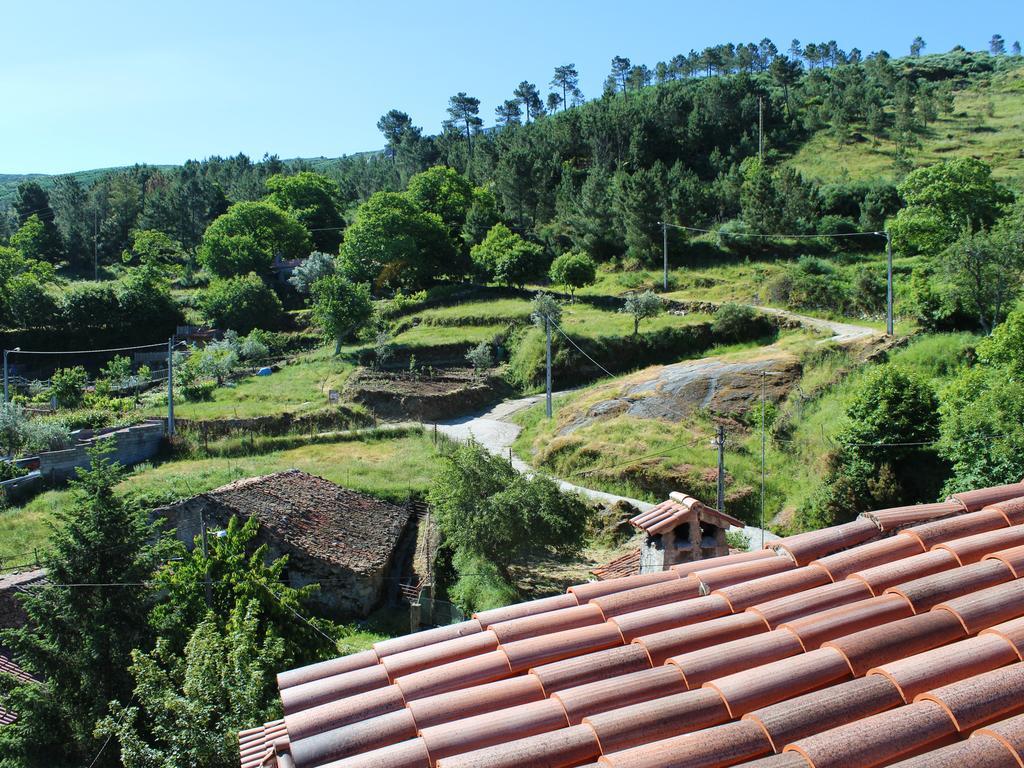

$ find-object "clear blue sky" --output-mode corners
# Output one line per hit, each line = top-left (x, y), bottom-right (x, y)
(1, 0), (1019, 175)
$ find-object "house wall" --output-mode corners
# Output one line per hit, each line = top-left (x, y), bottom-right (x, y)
(153, 497), (390, 618)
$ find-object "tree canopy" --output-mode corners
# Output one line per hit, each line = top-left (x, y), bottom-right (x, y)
(198, 201), (310, 277)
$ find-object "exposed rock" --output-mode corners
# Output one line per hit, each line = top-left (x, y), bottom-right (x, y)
(346, 367), (512, 422)
(560, 352), (801, 434)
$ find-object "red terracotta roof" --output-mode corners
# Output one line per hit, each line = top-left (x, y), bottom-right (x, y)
(630, 494), (744, 534)
(0, 652), (36, 726)
(241, 481), (1024, 768)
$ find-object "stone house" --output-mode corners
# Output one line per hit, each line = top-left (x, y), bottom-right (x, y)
(631, 491), (744, 572)
(154, 470), (413, 617)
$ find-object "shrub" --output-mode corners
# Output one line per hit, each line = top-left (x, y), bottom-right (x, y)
(287, 252), (336, 295)
(50, 366), (88, 408)
(310, 275), (374, 354)
(199, 273), (284, 334)
(712, 303), (773, 342)
(465, 341), (494, 373)
(471, 224), (547, 288)
(22, 417), (72, 454)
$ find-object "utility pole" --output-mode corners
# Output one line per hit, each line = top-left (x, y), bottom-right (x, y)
(545, 315), (553, 418)
(3, 347), (18, 404)
(661, 221), (668, 291)
(93, 211), (99, 281)
(884, 230), (894, 336)
(760, 371), (767, 549)
(758, 96), (764, 161)
(714, 425), (726, 514)
(167, 337), (175, 436)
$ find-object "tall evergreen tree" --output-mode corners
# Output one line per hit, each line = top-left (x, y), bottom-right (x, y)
(0, 444), (168, 768)
(512, 81), (545, 122)
(550, 64), (582, 110)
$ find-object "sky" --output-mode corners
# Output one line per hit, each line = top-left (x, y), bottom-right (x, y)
(0, 0), (1020, 175)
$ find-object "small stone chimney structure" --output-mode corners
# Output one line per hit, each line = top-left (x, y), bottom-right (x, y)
(632, 491), (744, 573)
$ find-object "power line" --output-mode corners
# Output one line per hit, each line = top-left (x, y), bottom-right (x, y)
(258, 580), (337, 645)
(661, 221), (885, 240)
(5, 341), (171, 356)
(546, 318), (616, 379)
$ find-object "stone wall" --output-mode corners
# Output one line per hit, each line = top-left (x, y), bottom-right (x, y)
(25, 421), (165, 484)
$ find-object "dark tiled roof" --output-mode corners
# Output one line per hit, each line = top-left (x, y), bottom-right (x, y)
(241, 486), (1024, 768)
(0, 652), (36, 726)
(194, 470), (410, 573)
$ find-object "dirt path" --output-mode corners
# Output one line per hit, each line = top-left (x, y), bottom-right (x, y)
(434, 306), (877, 547)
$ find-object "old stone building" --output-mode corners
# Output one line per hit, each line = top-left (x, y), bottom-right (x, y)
(632, 492), (745, 572)
(154, 470), (413, 617)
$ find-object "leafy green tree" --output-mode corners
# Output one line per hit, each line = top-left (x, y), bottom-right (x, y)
(470, 224), (546, 288)
(810, 366), (940, 527)
(531, 291), (563, 328)
(114, 267), (184, 338)
(98, 603), (286, 768)
(11, 214), (63, 264)
(0, 443), (167, 768)
(939, 225), (1024, 333)
(428, 440), (591, 575)
(339, 192), (454, 290)
(198, 201), (310, 277)
(405, 166), (474, 239)
(265, 172), (345, 252)
(889, 158), (1013, 256)
(311, 275), (374, 353)
(4, 274), (58, 329)
(623, 290), (663, 335)
(199, 273), (285, 334)
(549, 251), (596, 299)
(122, 230), (183, 268)
(376, 110), (422, 161)
(100, 355), (133, 391)
(287, 251), (336, 294)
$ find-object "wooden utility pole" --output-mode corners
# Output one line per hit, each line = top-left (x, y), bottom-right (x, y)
(545, 316), (553, 418)
(714, 425), (726, 514)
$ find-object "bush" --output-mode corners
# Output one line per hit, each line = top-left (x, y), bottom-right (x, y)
(22, 417), (72, 454)
(199, 273), (285, 334)
(766, 257), (848, 312)
(471, 224), (547, 288)
(712, 303), (773, 342)
(50, 366), (88, 408)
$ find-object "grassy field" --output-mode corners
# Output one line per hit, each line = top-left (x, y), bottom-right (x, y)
(143, 345), (354, 420)
(789, 67), (1024, 186)
(0, 429), (440, 568)
(512, 332), (978, 531)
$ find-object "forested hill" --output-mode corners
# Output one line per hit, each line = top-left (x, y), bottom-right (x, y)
(2, 44), (1023, 270)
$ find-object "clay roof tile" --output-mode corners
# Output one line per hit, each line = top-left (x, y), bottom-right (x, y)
(667, 630), (804, 690)
(915, 662), (1024, 732)
(884, 559), (1013, 613)
(589, 578), (703, 618)
(778, 595), (914, 651)
(598, 720), (772, 768)
(530, 644), (652, 695)
(864, 501), (965, 532)
(373, 619), (483, 659)
(318, 737), (431, 768)
(283, 684), (405, 742)
(951, 482), (1024, 513)
(705, 647), (852, 717)
(984, 496), (1024, 526)
(711, 566), (832, 612)
(784, 699), (958, 768)
(869, 634), (1020, 703)
(746, 579), (873, 628)
(693, 557), (795, 594)
(552, 665), (687, 725)
(884, 735), (1023, 768)
(394, 650), (513, 702)
(823, 610), (967, 677)
(279, 663), (390, 716)
(670, 548), (776, 575)
(770, 518), (880, 565)
(488, 604), (605, 644)
(277, 649), (379, 690)
(984, 544), (1024, 578)
(974, 712), (1024, 765)
(288, 708), (417, 766)
(380, 630), (500, 681)
(934, 526), (1024, 565)
(501, 623), (624, 673)
(609, 594), (732, 641)
(404, 675), (546, 730)
(568, 570), (680, 603)
(811, 535), (926, 581)
(742, 675), (904, 751)
(848, 549), (959, 595)
(732, 754), (813, 768)
(418, 699), (569, 764)
(583, 688), (730, 753)
(634, 612), (769, 666)
(434, 724), (601, 768)
(473, 593), (580, 627)
(899, 509), (1010, 550)
(934, 580), (1024, 635)
(981, 617), (1024, 661)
